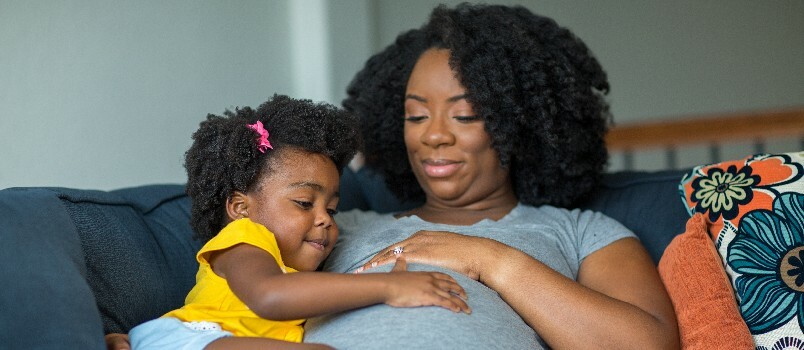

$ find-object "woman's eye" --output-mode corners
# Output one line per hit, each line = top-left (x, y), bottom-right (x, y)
(293, 200), (313, 209)
(327, 208), (338, 216)
(454, 115), (480, 123)
(404, 116), (427, 123)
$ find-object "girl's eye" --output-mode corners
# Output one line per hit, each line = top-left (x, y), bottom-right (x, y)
(454, 115), (480, 123)
(294, 200), (313, 209)
(404, 116), (427, 123)
(327, 208), (338, 216)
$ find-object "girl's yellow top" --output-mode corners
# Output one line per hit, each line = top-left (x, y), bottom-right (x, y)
(163, 218), (304, 342)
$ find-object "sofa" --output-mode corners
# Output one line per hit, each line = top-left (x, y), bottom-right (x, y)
(6, 153), (800, 349)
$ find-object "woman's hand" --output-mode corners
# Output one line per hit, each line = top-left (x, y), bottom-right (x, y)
(104, 333), (130, 350)
(383, 256), (471, 314)
(356, 230), (508, 283)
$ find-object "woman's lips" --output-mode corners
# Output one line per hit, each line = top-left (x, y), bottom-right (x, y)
(422, 160), (461, 178)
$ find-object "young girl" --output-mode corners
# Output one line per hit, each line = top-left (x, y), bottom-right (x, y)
(128, 95), (470, 350)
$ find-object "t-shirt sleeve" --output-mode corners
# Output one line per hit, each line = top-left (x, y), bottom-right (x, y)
(333, 209), (382, 234)
(196, 218), (284, 268)
(573, 209), (637, 261)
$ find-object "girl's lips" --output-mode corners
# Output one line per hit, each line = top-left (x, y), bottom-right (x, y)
(422, 160), (461, 178)
(305, 239), (327, 252)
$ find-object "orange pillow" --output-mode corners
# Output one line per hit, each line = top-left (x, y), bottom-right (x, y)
(658, 213), (754, 349)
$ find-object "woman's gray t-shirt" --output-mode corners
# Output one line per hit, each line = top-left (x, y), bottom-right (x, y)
(304, 203), (635, 349)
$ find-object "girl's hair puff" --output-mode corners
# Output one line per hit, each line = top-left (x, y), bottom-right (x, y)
(344, 3), (611, 207)
(185, 94), (360, 242)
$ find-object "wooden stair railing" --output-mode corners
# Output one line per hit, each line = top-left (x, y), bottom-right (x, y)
(605, 107), (804, 170)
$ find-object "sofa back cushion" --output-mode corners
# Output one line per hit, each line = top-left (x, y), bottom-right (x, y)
(57, 185), (199, 333)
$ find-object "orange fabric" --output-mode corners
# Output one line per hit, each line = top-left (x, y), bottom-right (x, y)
(658, 213), (754, 349)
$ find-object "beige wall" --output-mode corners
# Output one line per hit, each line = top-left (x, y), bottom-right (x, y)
(366, 0), (804, 122)
(2, 0), (802, 189)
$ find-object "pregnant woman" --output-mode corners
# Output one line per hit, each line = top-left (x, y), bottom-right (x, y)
(303, 4), (678, 349)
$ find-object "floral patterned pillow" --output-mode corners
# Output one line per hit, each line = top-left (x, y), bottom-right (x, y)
(680, 151), (804, 349)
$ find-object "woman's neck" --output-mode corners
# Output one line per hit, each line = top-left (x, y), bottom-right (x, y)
(397, 193), (519, 226)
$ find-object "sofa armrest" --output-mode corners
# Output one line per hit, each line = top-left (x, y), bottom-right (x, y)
(0, 188), (106, 349)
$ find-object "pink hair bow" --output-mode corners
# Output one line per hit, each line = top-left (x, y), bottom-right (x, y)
(247, 121), (273, 153)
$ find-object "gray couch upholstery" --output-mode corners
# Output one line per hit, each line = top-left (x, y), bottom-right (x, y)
(0, 167), (689, 349)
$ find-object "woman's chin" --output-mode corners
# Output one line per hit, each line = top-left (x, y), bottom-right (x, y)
(424, 185), (469, 203)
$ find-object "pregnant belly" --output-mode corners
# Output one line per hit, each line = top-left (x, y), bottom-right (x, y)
(303, 264), (544, 349)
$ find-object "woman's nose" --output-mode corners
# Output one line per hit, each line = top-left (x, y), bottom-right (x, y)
(421, 116), (455, 147)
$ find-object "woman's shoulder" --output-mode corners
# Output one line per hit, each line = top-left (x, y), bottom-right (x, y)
(508, 203), (576, 221)
(514, 203), (636, 255)
(512, 203), (627, 229)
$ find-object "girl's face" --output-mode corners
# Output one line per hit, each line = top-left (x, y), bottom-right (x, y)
(238, 148), (340, 271)
(403, 48), (513, 207)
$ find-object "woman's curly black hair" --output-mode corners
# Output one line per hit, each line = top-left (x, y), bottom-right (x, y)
(344, 3), (611, 207)
(185, 94), (360, 242)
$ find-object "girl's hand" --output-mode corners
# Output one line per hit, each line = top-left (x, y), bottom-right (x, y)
(356, 230), (507, 283)
(383, 256), (471, 314)
(104, 333), (130, 350)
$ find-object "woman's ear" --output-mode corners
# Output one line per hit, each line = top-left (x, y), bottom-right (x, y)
(225, 191), (250, 221)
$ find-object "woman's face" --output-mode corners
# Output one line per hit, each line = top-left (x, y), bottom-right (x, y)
(404, 48), (513, 207)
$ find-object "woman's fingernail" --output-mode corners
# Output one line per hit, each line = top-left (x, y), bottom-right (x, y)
(371, 262), (377, 267)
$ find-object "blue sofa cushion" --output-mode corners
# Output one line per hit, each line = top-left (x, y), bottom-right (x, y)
(56, 185), (200, 334)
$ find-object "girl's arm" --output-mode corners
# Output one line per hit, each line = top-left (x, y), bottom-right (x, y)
(105, 333), (130, 350)
(358, 232), (679, 350)
(209, 243), (470, 321)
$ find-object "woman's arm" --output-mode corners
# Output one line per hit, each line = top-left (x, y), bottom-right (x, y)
(487, 237), (678, 349)
(213, 244), (470, 321)
(360, 232), (679, 350)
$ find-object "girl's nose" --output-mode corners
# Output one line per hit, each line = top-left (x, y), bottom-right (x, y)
(314, 209), (333, 229)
